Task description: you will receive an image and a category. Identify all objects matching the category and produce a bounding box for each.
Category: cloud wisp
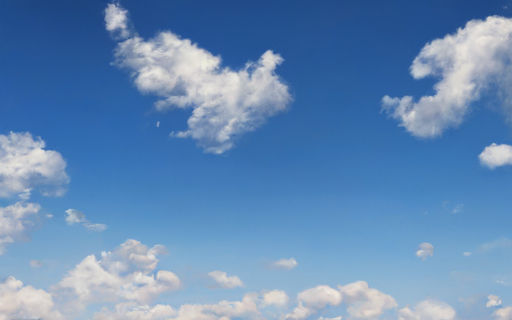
[416,242,434,260]
[65,208,107,232]
[105,3,291,154]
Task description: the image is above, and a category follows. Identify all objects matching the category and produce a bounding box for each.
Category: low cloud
[479,143,512,169]
[105,3,291,154]
[416,242,434,260]
[208,270,244,289]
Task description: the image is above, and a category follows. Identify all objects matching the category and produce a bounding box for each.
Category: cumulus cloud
[494,306,512,320]
[262,290,289,307]
[0,132,69,198]
[272,257,298,270]
[0,201,40,255]
[338,281,397,319]
[286,285,342,320]
[398,299,456,320]
[382,16,512,138]
[479,143,512,169]
[0,276,63,320]
[65,208,107,232]
[416,242,434,260]
[54,239,180,310]
[488,295,503,308]
[105,3,291,154]
[208,270,244,289]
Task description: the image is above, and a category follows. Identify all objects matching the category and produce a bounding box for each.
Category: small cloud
[45,213,54,219]
[65,209,107,232]
[416,242,434,260]
[479,143,512,169]
[30,260,43,268]
[463,252,472,257]
[208,270,243,289]
[487,295,503,308]
[451,203,464,215]
[156,121,160,128]
[272,258,298,270]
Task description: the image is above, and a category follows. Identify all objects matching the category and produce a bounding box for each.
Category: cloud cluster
[382,16,512,138]
[0,132,69,198]
[65,208,107,232]
[54,239,180,310]
[0,201,40,255]
[0,238,464,320]
[105,3,291,154]
[286,282,396,320]
[416,242,434,260]
[0,276,63,320]
[208,270,244,289]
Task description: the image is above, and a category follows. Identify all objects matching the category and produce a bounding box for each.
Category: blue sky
[1,0,512,319]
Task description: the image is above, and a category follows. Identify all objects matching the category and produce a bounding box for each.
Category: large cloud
[382,16,512,138]
[0,276,63,320]
[105,3,291,154]
[54,239,180,310]
[0,132,69,198]
[0,201,40,255]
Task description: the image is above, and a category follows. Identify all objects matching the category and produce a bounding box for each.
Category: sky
[1,0,512,319]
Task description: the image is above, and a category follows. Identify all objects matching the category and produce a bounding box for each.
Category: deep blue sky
[1,0,512,319]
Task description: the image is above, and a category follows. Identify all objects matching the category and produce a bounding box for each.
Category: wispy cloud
[65,209,107,232]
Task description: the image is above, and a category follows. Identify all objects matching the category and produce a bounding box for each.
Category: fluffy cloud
[0,132,69,198]
[94,302,176,320]
[105,3,291,154]
[0,201,40,255]
[65,208,107,232]
[54,239,180,310]
[488,295,503,308]
[262,290,289,307]
[286,285,342,320]
[398,299,456,320]
[272,258,298,270]
[208,270,244,289]
[494,307,512,320]
[338,281,397,319]
[479,143,512,169]
[416,242,434,260]
[0,276,63,320]
[382,16,512,138]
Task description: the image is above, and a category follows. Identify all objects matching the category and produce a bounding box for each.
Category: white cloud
[318,317,342,320]
[0,276,63,320]
[286,285,342,320]
[338,281,397,319]
[416,242,434,260]
[65,208,107,232]
[398,299,456,320]
[479,143,512,169]
[272,258,298,270]
[487,295,503,308]
[208,270,244,289]
[494,306,512,320]
[105,3,291,154]
[262,290,289,307]
[463,251,472,257]
[382,16,512,138]
[0,201,40,255]
[54,239,180,310]
[0,132,69,198]
[105,3,130,39]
